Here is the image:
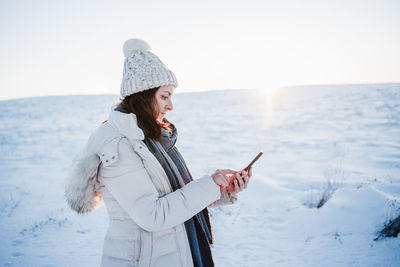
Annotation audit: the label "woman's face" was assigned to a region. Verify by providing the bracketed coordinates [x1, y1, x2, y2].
[154, 85, 175, 121]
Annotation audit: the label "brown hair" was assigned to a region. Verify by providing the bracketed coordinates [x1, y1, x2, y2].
[119, 87, 171, 140]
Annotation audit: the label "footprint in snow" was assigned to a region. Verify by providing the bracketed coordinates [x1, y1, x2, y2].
[11, 240, 23, 246]
[12, 252, 23, 257]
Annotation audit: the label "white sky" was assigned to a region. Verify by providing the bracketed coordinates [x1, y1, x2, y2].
[0, 0, 399, 100]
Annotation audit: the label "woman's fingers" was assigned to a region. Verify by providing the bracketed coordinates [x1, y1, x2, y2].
[243, 173, 249, 188]
[248, 167, 253, 178]
[215, 168, 253, 191]
[237, 170, 249, 190]
[212, 170, 231, 188]
[237, 173, 245, 189]
[234, 179, 239, 193]
[230, 173, 242, 193]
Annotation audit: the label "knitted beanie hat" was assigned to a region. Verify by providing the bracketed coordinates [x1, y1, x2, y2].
[120, 38, 178, 98]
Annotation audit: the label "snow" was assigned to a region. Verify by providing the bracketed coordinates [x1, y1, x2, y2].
[1, 84, 400, 266]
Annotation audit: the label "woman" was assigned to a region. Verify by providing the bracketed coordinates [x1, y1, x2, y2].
[65, 38, 252, 267]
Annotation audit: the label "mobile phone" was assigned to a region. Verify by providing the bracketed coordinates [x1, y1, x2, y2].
[231, 152, 263, 185]
[244, 152, 263, 172]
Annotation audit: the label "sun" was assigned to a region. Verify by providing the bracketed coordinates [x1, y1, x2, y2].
[259, 83, 281, 96]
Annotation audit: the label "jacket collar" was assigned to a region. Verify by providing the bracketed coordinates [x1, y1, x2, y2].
[108, 109, 145, 141]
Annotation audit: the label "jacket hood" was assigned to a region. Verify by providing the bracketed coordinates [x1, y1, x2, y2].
[65, 109, 144, 214]
[108, 109, 145, 141]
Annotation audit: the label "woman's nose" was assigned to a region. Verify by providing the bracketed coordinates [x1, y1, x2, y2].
[166, 100, 173, 111]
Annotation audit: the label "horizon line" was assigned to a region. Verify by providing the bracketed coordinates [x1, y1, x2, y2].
[1, 81, 399, 102]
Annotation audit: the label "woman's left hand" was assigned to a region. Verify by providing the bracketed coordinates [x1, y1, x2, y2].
[226, 167, 252, 193]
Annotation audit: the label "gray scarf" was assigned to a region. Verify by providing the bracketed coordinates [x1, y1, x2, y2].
[143, 122, 215, 267]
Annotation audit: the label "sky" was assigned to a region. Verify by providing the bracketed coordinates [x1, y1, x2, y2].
[0, 0, 399, 100]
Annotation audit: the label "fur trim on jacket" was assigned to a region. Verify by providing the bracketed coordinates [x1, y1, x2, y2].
[64, 151, 103, 213]
[64, 120, 123, 214]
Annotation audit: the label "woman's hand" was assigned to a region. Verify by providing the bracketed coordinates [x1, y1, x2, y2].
[226, 167, 252, 193]
[211, 169, 236, 189]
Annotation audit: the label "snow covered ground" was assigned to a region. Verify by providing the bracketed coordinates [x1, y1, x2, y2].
[1, 83, 399, 266]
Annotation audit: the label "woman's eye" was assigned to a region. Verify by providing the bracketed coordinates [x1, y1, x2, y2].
[162, 96, 168, 100]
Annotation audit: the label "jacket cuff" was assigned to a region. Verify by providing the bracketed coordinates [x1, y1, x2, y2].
[208, 190, 238, 208]
[199, 174, 222, 200]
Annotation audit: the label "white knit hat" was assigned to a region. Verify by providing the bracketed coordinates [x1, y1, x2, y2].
[120, 38, 178, 98]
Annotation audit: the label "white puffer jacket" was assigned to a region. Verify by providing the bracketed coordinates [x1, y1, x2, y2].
[65, 110, 237, 267]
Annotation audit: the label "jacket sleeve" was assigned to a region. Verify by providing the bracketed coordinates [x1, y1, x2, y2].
[98, 138, 221, 232]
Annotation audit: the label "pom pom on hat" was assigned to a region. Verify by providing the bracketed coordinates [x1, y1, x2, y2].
[123, 38, 152, 57]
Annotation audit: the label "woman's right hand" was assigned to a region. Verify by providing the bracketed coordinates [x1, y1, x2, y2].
[211, 169, 236, 188]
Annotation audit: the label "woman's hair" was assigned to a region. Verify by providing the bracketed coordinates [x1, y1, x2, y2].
[119, 87, 170, 140]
